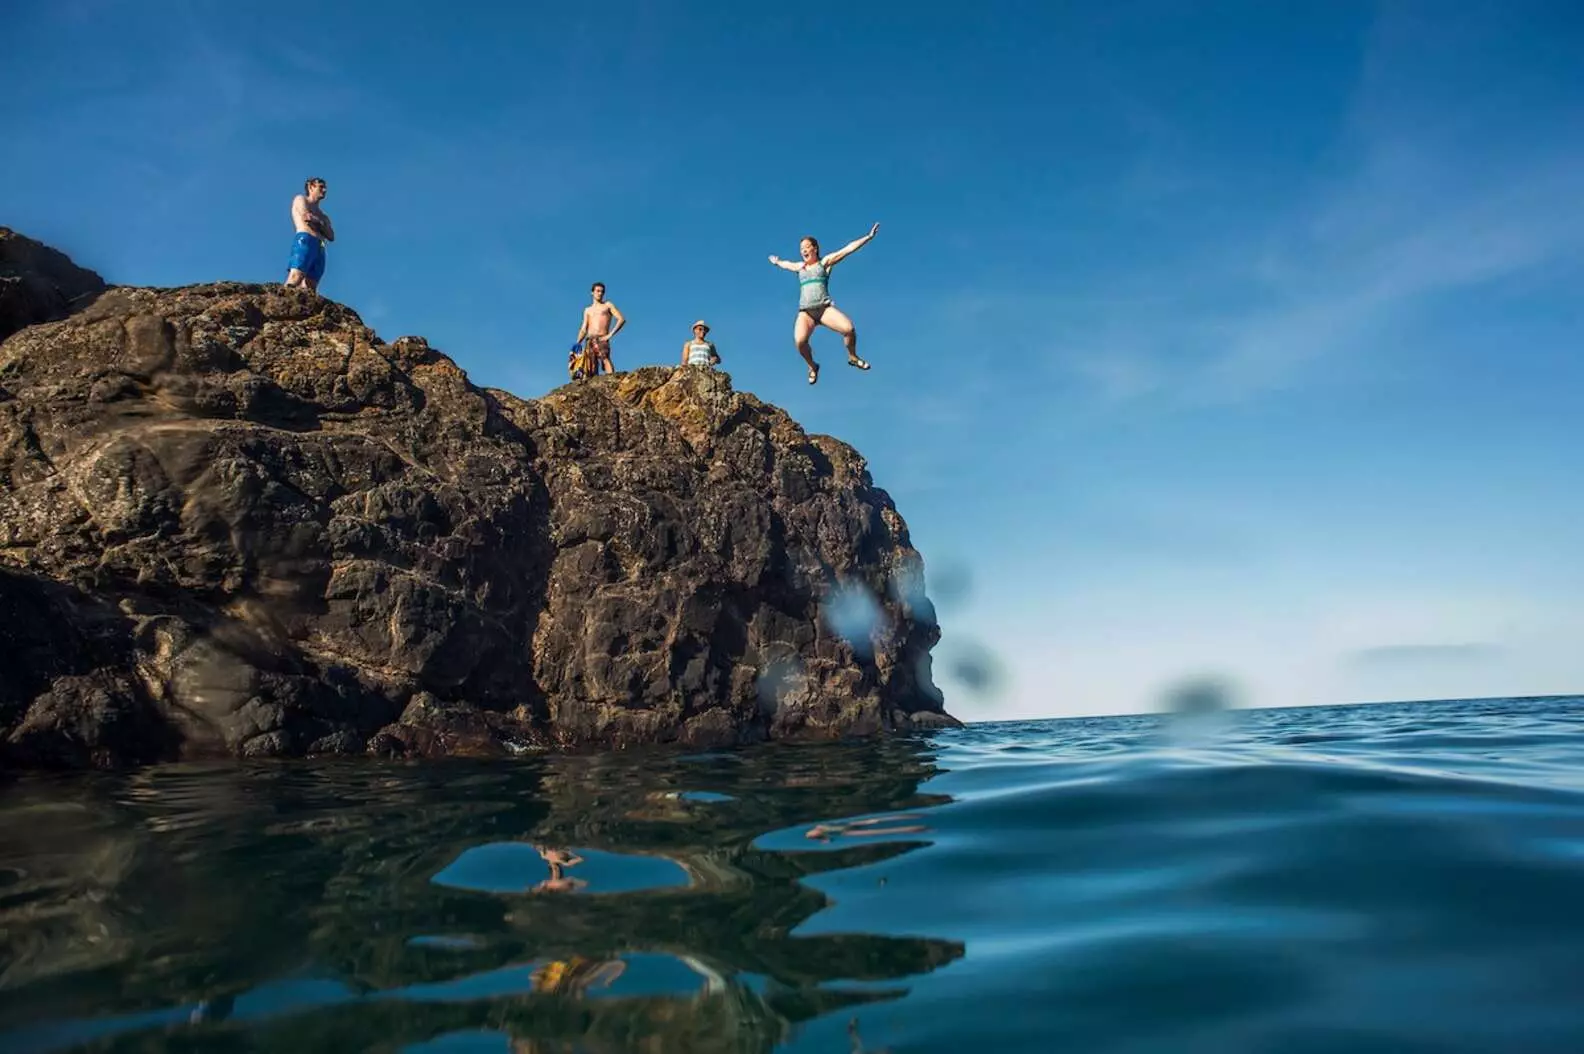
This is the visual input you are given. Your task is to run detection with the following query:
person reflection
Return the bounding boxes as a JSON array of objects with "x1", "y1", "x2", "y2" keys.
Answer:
[
  {"x1": 528, "y1": 954, "x2": 627, "y2": 997},
  {"x1": 531, "y1": 845, "x2": 588, "y2": 893},
  {"x1": 848, "y1": 1014, "x2": 893, "y2": 1053},
  {"x1": 805, "y1": 814, "x2": 929, "y2": 844}
]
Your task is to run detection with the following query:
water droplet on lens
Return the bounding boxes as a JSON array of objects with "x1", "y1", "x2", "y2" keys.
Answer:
[{"x1": 822, "y1": 580, "x2": 886, "y2": 658}]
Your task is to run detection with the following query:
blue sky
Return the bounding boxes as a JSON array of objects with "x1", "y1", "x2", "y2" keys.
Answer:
[{"x1": 6, "y1": 0, "x2": 1582, "y2": 720}]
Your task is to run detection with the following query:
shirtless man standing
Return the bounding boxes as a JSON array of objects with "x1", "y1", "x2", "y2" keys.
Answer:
[
  {"x1": 284, "y1": 177, "x2": 335, "y2": 292},
  {"x1": 575, "y1": 282, "x2": 625, "y2": 375}
]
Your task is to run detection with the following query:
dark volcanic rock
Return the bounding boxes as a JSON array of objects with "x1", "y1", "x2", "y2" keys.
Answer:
[
  {"x1": 0, "y1": 235, "x2": 954, "y2": 768},
  {"x1": 0, "y1": 227, "x2": 107, "y2": 344}
]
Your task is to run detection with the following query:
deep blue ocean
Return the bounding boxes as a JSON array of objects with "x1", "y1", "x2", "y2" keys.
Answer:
[{"x1": 4, "y1": 695, "x2": 1584, "y2": 1052}]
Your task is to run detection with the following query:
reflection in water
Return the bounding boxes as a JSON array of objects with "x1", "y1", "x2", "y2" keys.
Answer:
[
  {"x1": 432, "y1": 844, "x2": 694, "y2": 896},
  {"x1": 0, "y1": 739, "x2": 959, "y2": 1052},
  {"x1": 16, "y1": 700, "x2": 1584, "y2": 1051},
  {"x1": 804, "y1": 815, "x2": 931, "y2": 844},
  {"x1": 530, "y1": 847, "x2": 587, "y2": 895}
]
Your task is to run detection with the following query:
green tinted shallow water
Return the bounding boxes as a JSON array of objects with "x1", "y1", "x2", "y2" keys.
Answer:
[{"x1": 4, "y1": 697, "x2": 1584, "y2": 1052}]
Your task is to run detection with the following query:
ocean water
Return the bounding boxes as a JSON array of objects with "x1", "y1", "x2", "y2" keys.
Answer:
[{"x1": 4, "y1": 695, "x2": 1584, "y2": 1052}]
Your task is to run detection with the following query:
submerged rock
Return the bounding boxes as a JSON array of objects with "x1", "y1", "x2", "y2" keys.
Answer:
[{"x1": 0, "y1": 232, "x2": 955, "y2": 768}]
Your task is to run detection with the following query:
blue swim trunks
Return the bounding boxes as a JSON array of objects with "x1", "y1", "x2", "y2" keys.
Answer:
[{"x1": 287, "y1": 232, "x2": 326, "y2": 282}]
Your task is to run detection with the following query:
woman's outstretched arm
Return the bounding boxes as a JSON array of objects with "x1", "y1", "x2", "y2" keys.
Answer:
[
  {"x1": 823, "y1": 223, "x2": 880, "y2": 267},
  {"x1": 768, "y1": 254, "x2": 802, "y2": 271}
]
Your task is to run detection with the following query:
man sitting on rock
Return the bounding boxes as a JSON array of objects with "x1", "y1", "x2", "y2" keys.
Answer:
[
  {"x1": 575, "y1": 281, "x2": 624, "y2": 375},
  {"x1": 680, "y1": 319, "x2": 720, "y2": 369},
  {"x1": 284, "y1": 178, "x2": 335, "y2": 293}
]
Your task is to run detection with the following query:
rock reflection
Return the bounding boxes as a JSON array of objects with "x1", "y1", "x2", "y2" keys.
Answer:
[{"x1": 0, "y1": 738, "x2": 960, "y2": 1052}]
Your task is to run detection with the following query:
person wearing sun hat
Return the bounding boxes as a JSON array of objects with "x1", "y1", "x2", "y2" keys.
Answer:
[{"x1": 681, "y1": 319, "x2": 720, "y2": 369}]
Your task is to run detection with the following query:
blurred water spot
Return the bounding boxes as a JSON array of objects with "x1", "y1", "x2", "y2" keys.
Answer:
[
  {"x1": 1156, "y1": 673, "x2": 1246, "y2": 747},
  {"x1": 927, "y1": 557, "x2": 973, "y2": 609},
  {"x1": 888, "y1": 563, "x2": 925, "y2": 605},
  {"x1": 169, "y1": 638, "x2": 257, "y2": 716},
  {"x1": 755, "y1": 653, "x2": 806, "y2": 715},
  {"x1": 936, "y1": 635, "x2": 1009, "y2": 704},
  {"x1": 823, "y1": 581, "x2": 885, "y2": 659},
  {"x1": 1159, "y1": 674, "x2": 1241, "y2": 715},
  {"x1": 887, "y1": 556, "x2": 968, "y2": 622}
]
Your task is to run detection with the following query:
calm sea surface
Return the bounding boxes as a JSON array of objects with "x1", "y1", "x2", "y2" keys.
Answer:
[{"x1": 4, "y1": 696, "x2": 1584, "y2": 1052}]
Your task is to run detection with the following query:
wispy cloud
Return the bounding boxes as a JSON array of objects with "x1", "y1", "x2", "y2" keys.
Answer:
[
  {"x1": 1034, "y1": 8, "x2": 1584, "y2": 411},
  {"x1": 1061, "y1": 347, "x2": 1169, "y2": 404},
  {"x1": 1184, "y1": 152, "x2": 1584, "y2": 405},
  {"x1": 176, "y1": 11, "x2": 371, "y2": 136},
  {"x1": 1346, "y1": 643, "x2": 1505, "y2": 668},
  {"x1": 56, "y1": 4, "x2": 378, "y2": 217},
  {"x1": 1095, "y1": 77, "x2": 1215, "y2": 207},
  {"x1": 889, "y1": 375, "x2": 1000, "y2": 429}
]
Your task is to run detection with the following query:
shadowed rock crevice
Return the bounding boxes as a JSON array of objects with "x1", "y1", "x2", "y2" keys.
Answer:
[{"x1": 0, "y1": 231, "x2": 954, "y2": 768}]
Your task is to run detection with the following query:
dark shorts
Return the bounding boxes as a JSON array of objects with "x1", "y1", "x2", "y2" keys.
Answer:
[
  {"x1": 287, "y1": 232, "x2": 325, "y2": 282},
  {"x1": 799, "y1": 302, "x2": 832, "y2": 320}
]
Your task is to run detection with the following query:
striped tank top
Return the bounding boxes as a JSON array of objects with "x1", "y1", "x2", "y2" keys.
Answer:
[
  {"x1": 685, "y1": 340, "x2": 715, "y2": 367},
  {"x1": 797, "y1": 261, "x2": 832, "y2": 310}
]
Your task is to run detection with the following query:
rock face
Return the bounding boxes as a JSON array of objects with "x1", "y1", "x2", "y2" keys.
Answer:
[
  {"x1": 0, "y1": 235, "x2": 953, "y2": 769},
  {"x1": 0, "y1": 227, "x2": 108, "y2": 344}
]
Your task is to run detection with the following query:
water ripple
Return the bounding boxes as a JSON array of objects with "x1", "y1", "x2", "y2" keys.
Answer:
[{"x1": 2, "y1": 696, "x2": 1584, "y2": 1051}]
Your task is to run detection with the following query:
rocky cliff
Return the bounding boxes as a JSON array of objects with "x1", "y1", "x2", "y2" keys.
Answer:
[
  {"x1": 0, "y1": 226, "x2": 107, "y2": 343},
  {"x1": 0, "y1": 229, "x2": 954, "y2": 769}
]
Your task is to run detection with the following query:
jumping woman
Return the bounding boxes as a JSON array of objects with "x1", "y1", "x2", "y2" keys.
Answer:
[{"x1": 768, "y1": 223, "x2": 878, "y2": 384}]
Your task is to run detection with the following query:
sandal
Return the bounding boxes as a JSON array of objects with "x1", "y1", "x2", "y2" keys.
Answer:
[
  {"x1": 847, "y1": 356, "x2": 870, "y2": 371},
  {"x1": 808, "y1": 363, "x2": 820, "y2": 385}
]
